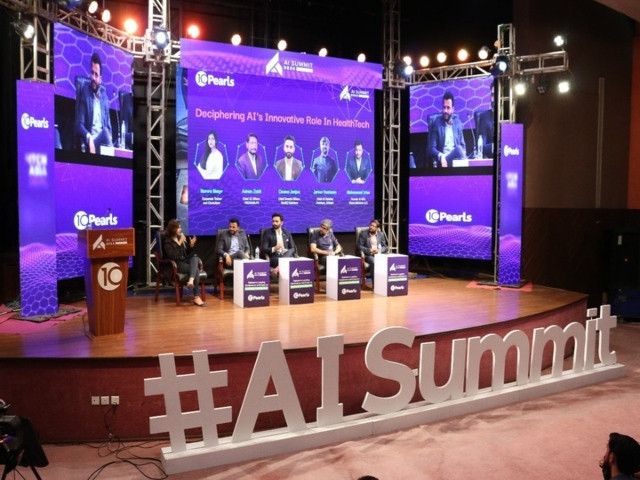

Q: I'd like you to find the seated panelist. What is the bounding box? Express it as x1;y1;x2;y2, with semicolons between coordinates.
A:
358;219;388;279
217;217;250;267
261;212;297;271
309;219;342;267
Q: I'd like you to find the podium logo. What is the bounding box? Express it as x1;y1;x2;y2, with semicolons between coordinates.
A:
97;262;123;291
246;270;255;280
293;292;310;299
390;285;405;292
266;52;283;76
340;265;347;274
247;295;265;302
341;288;357;295
92;234;106;251
292;268;299;278
74;211;119;230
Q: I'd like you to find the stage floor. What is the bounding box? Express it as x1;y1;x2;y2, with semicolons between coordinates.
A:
0;276;587;359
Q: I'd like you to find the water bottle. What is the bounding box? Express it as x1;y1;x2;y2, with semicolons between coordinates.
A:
477;135;483;159
255;246;260;259
120;121;126;149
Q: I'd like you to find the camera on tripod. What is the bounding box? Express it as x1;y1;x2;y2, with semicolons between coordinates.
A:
0;403;48;480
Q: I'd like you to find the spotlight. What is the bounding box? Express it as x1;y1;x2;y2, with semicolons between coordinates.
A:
277;39;287;51
553;35;566;49
419;55;429;68
87;0;98;14
231;34;241;46
402;55;412;66
558;78;570;94
152;28;169;49
318;47;328;57
436;51;447;64
101;8;110;23
491;54;510;77
12;16;35;40
123;18;138;34
478;46;491;60
186;24;200;39
357;53;366;63
536;75;550;95
514;79;527;96
457;48;469;62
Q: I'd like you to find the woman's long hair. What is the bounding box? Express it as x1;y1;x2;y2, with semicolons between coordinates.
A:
164;219;181;238
199;130;219;169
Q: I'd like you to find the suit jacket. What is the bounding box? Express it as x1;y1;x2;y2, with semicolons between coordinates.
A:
345;156;372;182
217;230;250;258
237;152;266;179
76;81;112;150
311;155;338;183
358;230;388;256
275;157;303;180
428;114;466;164
261;227;297;258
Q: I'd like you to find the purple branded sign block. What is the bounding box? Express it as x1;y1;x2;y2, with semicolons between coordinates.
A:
17;80;58;316
497;123;524;286
279;258;315;305
180;39;382;90
326;256;361;300
233;260;270;308
383;255;409;296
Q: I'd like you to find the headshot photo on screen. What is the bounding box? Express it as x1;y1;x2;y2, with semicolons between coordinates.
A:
345;140;372;184
236;133;267;180
196;130;227;180
275;135;304;181
75;52;113;155
310;136;338;183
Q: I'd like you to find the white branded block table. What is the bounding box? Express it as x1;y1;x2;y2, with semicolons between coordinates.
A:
374;253;409;296
326;255;361;301
279;257;315;305
233;259;270;308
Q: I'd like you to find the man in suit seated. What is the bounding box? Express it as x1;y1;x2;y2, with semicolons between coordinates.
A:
261;212;297;273
345;140;372;184
76;52;113;154
428;90;466;168
217;217;250;267
358;219;388;280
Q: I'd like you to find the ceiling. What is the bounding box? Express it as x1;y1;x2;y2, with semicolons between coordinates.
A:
595;0;640;22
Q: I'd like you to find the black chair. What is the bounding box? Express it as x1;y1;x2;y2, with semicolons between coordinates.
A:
216;228;252;300
153;232;207;305
354;226;370;289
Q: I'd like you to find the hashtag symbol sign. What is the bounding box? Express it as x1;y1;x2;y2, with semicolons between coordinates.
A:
144;350;232;452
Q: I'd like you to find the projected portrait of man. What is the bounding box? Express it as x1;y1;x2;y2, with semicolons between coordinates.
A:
428;90;467;168
76;52;113;154
237;133;266;180
311;136;338;183
345;140;372;184
275;135;303;181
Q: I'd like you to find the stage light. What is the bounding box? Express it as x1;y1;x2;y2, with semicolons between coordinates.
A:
514;79;527;96
436;51;447;64
87;0;98;14
491;54;510;77
318;47;328;57
553;34;566;49
123;18;137;34
394;59;413;77
457;48;469;62
478;46;491;60
536;75;550;95
419;55;429;68
557;78;570;94
12;16;34;40
402;55;412;66
152;28;169;49
231;34;241;46
101;8;111;23
357;53;366;62
277;39;287;51
186;24;200;39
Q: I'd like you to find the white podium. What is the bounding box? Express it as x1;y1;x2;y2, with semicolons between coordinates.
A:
374;254;409;296
326;255;361;301
233;259;270;308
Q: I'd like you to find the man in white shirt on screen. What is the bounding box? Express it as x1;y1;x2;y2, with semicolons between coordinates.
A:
275;135;303;181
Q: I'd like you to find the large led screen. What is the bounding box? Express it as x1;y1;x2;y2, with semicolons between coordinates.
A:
53;23;134;279
177;40;381;234
408;76;495;261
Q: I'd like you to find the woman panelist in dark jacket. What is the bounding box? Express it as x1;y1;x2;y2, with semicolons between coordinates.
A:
163;219;205;306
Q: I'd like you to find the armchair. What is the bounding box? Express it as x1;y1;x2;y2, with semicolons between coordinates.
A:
153;232;207;305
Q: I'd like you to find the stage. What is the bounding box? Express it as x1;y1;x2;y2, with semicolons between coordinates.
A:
0;276;588;443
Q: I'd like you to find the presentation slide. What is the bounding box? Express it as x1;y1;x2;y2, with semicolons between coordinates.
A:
177;40;381;234
53;23;134;279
